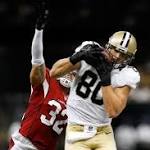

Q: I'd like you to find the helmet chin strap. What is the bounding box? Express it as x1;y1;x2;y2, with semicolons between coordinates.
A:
105;43;135;69
113;56;134;69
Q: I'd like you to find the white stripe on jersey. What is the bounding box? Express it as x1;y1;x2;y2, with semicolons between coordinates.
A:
43;79;49;98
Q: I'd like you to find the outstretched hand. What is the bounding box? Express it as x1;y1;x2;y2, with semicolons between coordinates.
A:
69;42;113;86
70;43;104;66
95;57;113;86
81;44;105;67
82;45;113;86
83;46;113;86
35;0;49;30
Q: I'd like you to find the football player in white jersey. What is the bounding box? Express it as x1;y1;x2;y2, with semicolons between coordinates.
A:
50;31;140;150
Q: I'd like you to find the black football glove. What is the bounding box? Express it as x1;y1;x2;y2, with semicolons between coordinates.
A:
35;1;49;30
95;57;113;86
69;43;104;67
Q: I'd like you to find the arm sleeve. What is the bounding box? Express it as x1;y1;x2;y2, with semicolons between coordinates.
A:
31;29;45;65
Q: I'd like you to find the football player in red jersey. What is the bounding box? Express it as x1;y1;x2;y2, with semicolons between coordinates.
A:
8;1;75;150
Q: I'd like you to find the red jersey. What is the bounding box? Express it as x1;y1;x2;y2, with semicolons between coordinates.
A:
19;68;67;150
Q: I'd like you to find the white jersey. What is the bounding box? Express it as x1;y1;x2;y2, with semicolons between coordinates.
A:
67;42;140;126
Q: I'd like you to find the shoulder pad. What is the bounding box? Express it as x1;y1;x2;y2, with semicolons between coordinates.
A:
111;66;140;89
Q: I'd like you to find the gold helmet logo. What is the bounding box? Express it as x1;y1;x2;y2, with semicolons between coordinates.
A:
108;31;137;56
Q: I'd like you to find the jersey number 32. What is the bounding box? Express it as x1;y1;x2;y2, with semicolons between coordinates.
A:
40;100;67;135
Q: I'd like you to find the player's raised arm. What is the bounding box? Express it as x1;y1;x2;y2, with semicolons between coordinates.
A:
30;1;49;86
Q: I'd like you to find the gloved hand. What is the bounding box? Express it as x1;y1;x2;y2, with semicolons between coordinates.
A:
95;57;113;86
69;42;113;86
35;1;49;30
69;43;104;67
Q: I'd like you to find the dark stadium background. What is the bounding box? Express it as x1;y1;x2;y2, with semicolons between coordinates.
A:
0;0;150;150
